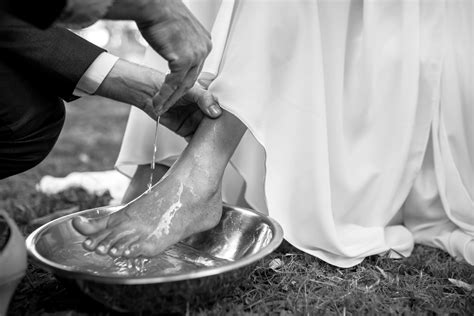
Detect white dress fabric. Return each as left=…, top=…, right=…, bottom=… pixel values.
left=116, top=0, right=473, bottom=267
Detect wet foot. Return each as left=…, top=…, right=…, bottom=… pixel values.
left=72, top=163, right=222, bottom=258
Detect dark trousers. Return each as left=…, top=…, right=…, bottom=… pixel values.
left=0, top=59, right=65, bottom=179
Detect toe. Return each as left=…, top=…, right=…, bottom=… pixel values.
left=95, top=229, right=136, bottom=256
left=110, top=235, right=141, bottom=257
left=72, top=215, right=108, bottom=235
left=123, top=243, right=144, bottom=258
left=123, top=241, right=168, bottom=258
left=82, top=229, right=112, bottom=252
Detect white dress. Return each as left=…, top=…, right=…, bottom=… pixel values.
left=116, top=0, right=473, bottom=267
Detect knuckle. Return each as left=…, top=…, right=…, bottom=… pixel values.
left=167, top=83, right=180, bottom=91
left=177, top=54, right=194, bottom=67
left=170, top=55, right=190, bottom=68
left=190, top=45, right=208, bottom=61
left=184, top=83, right=194, bottom=91
left=196, top=44, right=211, bottom=58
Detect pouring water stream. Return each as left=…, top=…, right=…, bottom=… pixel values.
left=147, top=116, right=160, bottom=192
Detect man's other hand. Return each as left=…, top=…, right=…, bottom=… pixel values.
left=137, top=0, right=212, bottom=115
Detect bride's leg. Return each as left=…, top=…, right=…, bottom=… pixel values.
left=121, top=164, right=169, bottom=204
left=73, top=111, right=247, bottom=257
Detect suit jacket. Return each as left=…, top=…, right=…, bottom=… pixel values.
left=1, top=0, right=67, bottom=29
left=0, top=12, right=104, bottom=101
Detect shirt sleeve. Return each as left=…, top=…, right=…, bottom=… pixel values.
left=73, top=52, right=119, bottom=97
left=0, top=13, right=105, bottom=101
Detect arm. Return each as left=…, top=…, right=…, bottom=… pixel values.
left=103, top=0, right=212, bottom=115
left=0, top=13, right=103, bottom=101
left=0, top=12, right=220, bottom=123
left=57, top=0, right=212, bottom=114
left=3, top=0, right=212, bottom=116
left=95, top=58, right=222, bottom=128
left=1, top=0, right=66, bottom=29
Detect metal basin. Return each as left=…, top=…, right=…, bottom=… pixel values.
left=26, top=205, right=283, bottom=313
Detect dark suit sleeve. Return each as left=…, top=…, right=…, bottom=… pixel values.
left=1, top=0, right=67, bottom=29
left=0, top=13, right=105, bottom=101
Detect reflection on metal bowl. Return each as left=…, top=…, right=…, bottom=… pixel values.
left=26, top=205, right=283, bottom=313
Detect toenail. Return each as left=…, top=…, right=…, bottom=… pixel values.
left=97, top=245, right=106, bottom=252
left=110, top=248, right=117, bottom=254
left=124, top=249, right=130, bottom=256
left=84, top=239, right=92, bottom=246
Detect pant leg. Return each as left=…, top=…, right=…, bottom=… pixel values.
left=0, top=59, right=65, bottom=179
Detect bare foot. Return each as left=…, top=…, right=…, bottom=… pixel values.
left=72, top=163, right=222, bottom=258
left=73, top=110, right=247, bottom=258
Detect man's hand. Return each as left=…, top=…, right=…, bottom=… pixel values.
left=63, top=0, right=211, bottom=116
left=95, top=58, right=221, bottom=125
left=160, top=85, right=219, bottom=138
left=136, top=0, right=212, bottom=115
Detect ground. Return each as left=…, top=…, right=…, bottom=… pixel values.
left=2, top=97, right=473, bottom=315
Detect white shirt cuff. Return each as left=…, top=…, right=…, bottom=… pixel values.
left=73, top=52, right=119, bottom=97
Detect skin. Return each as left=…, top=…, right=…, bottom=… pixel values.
left=0, top=5, right=212, bottom=312
left=72, top=110, right=247, bottom=258
left=95, top=58, right=222, bottom=123
left=105, top=0, right=212, bottom=114
left=122, top=163, right=169, bottom=204
left=59, top=0, right=212, bottom=114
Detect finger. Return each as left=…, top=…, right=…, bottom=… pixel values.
left=194, top=59, right=206, bottom=86
left=167, top=108, right=203, bottom=137
left=159, top=65, right=201, bottom=114
left=141, top=105, right=158, bottom=121
left=153, top=70, right=188, bottom=115
left=176, top=109, right=204, bottom=136
left=159, top=109, right=197, bottom=137
left=193, top=89, right=221, bottom=118
left=181, top=82, right=222, bottom=118
left=191, top=58, right=221, bottom=118
left=197, top=58, right=205, bottom=76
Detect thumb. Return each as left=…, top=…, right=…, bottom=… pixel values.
left=192, top=88, right=222, bottom=118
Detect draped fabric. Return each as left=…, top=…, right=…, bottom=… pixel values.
left=116, top=0, right=473, bottom=267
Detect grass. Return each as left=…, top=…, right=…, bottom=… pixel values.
left=2, top=97, right=473, bottom=315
